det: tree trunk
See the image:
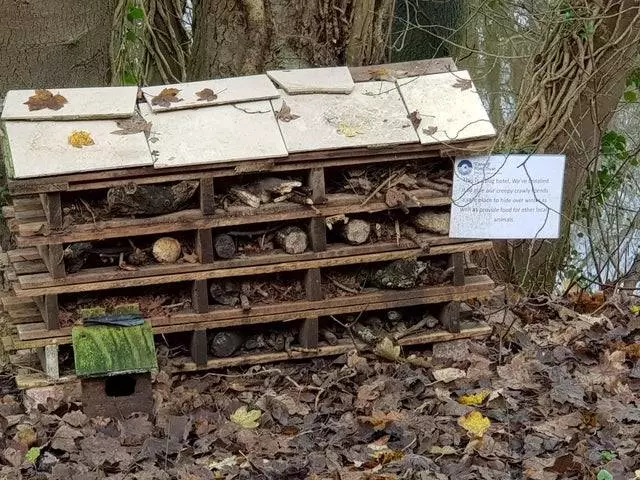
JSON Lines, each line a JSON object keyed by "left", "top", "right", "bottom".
{"left": 188, "top": 0, "right": 394, "bottom": 80}
{"left": 0, "top": 0, "right": 117, "bottom": 96}
{"left": 488, "top": 0, "right": 640, "bottom": 292}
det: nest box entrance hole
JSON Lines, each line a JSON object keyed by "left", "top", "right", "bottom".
{"left": 104, "top": 374, "right": 136, "bottom": 397}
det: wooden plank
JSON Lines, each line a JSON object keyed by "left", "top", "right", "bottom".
{"left": 16, "top": 238, "right": 491, "bottom": 292}
{"left": 7, "top": 248, "right": 41, "bottom": 263}
{"left": 173, "top": 323, "right": 491, "bottom": 372}
{"left": 190, "top": 330, "right": 208, "bottom": 366}
{"left": 39, "top": 193, "right": 63, "bottom": 229}
{"left": 349, "top": 58, "right": 457, "bottom": 82}
{"left": 451, "top": 252, "right": 465, "bottom": 286}
{"left": 191, "top": 280, "right": 209, "bottom": 314}
{"left": 13, "top": 261, "right": 48, "bottom": 275}
{"left": 34, "top": 295, "right": 60, "bottom": 330}
{"left": 15, "top": 373, "right": 78, "bottom": 390}
{"left": 14, "top": 276, "right": 495, "bottom": 345}
{"left": 300, "top": 268, "right": 322, "bottom": 349}
{"left": 308, "top": 218, "right": 327, "bottom": 252}
{"left": 2, "top": 206, "right": 15, "bottom": 219}
{"left": 7, "top": 138, "right": 493, "bottom": 195}
{"left": 199, "top": 177, "right": 215, "bottom": 215}
{"left": 196, "top": 229, "right": 214, "bottom": 264}
{"left": 36, "top": 244, "right": 65, "bottom": 278}
{"left": 17, "top": 190, "right": 451, "bottom": 245}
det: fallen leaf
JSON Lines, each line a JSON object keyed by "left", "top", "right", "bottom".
{"left": 422, "top": 126, "right": 438, "bottom": 136}
{"left": 358, "top": 411, "right": 402, "bottom": 431}
{"left": 452, "top": 78, "right": 473, "bottom": 91}
{"left": 429, "top": 445, "right": 457, "bottom": 456}
{"left": 407, "top": 110, "right": 422, "bottom": 128}
{"left": 433, "top": 367, "right": 467, "bottom": 383}
{"left": 337, "top": 122, "right": 361, "bottom": 137}
{"left": 151, "top": 87, "right": 183, "bottom": 107}
{"left": 374, "top": 336, "right": 401, "bottom": 361}
{"left": 597, "top": 470, "right": 613, "bottom": 480}
{"left": 24, "top": 89, "right": 68, "bottom": 111}
{"left": 51, "top": 424, "right": 82, "bottom": 452}
{"left": 458, "top": 390, "right": 491, "bottom": 406}
{"left": 68, "top": 130, "right": 95, "bottom": 148}
{"left": 196, "top": 88, "right": 218, "bottom": 102}
{"left": 458, "top": 410, "right": 491, "bottom": 438}
{"left": 276, "top": 101, "right": 300, "bottom": 122}
{"left": 230, "top": 406, "right": 261, "bottom": 429}
{"left": 111, "top": 115, "right": 152, "bottom": 136}
{"left": 208, "top": 455, "right": 238, "bottom": 471}
{"left": 24, "top": 447, "right": 40, "bottom": 465}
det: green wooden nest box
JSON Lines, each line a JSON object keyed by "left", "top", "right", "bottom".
{"left": 72, "top": 322, "right": 157, "bottom": 378}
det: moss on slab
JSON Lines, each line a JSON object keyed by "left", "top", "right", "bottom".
{"left": 72, "top": 321, "right": 157, "bottom": 378}
{"left": 78, "top": 307, "right": 107, "bottom": 319}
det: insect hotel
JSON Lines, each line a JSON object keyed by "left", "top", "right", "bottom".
{"left": 0, "top": 59, "right": 497, "bottom": 412}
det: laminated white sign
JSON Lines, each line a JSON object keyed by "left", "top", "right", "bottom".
{"left": 449, "top": 154, "right": 566, "bottom": 239}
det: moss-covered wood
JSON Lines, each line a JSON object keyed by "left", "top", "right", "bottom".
{"left": 72, "top": 321, "right": 157, "bottom": 378}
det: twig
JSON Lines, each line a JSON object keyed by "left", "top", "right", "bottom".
{"left": 392, "top": 317, "right": 428, "bottom": 340}
{"left": 326, "top": 275, "right": 360, "bottom": 294}
{"left": 360, "top": 172, "right": 399, "bottom": 206}
{"left": 79, "top": 198, "right": 96, "bottom": 223}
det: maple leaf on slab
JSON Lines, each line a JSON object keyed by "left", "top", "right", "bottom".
{"left": 196, "top": 88, "right": 217, "bottom": 102}
{"left": 407, "top": 110, "right": 422, "bottom": 128}
{"left": 68, "top": 130, "right": 95, "bottom": 148}
{"left": 151, "top": 87, "right": 183, "bottom": 107}
{"left": 452, "top": 78, "right": 473, "bottom": 91}
{"left": 276, "top": 100, "right": 300, "bottom": 122}
{"left": 111, "top": 115, "right": 152, "bottom": 136}
{"left": 24, "top": 89, "right": 68, "bottom": 111}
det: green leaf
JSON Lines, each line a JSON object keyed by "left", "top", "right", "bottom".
{"left": 127, "top": 6, "right": 145, "bottom": 22}
{"left": 600, "top": 451, "right": 617, "bottom": 462}
{"left": 597, "top": 470, "right": 614, "bottom": 480}
{"left": 624, "top": 89, "right": 638, "bottom": 103}
{"left": 25, "top": 447, "right": 41, "bottom": 464}
{"left": 123, "top": 71, "right": 138, "bottom": 86}
{"left": 125, "top": 30, "right": 137, "bottom": 42}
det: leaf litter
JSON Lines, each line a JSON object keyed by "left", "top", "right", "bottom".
{"left": 1, "top": 293, "right": 639, "bottom": 479}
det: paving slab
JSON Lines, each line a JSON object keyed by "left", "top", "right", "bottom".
{"left": 267, "top": 66, "right": 354, "bottom": 94}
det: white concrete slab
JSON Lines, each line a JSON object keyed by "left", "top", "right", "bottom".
{"left": 1, "top": 86, "right": 138, "bottom": 121}
{"left": 397, "top": 71, "right": 496, "bottom": 144}
{"left": 139, "top": 101, "right": 288, "bottom": 169}
{"left": 142, "top": 74, "right": 279, "bottom": 113}
{"left": 267, "top": 66, "right": 354, "bottom": 94}
{"left": 5, "top": 119, "right": 153, "bottom": 179}
{"left": 272, "top": 82, "right": 419, "bottom": 153}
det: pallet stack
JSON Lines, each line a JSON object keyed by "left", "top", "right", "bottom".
{"left": 0, "top": 59, "right": 497, "bottom": 389}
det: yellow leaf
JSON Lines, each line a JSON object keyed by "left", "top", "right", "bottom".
{"left": 230, "top": 406, "right": 261, "bottom": 429}
{"left": 337, "top": 123, "right": 361, "bottom": 137}
{"left": 69, "top": 130, "right": 95, "bottom": 148}
{"left": 374, "top": 336, "right": 401, "bottom": 361}
{"left": 458, "top": 410, "right": 491, "bottom": 438}
{"left": 458, "top": 391, "right": 491, "bottom": 406}
{"left": 359, "top": 410, "right": 402, "bottom": 431}
{"left": 631, "top": 305, "right": 640, "bottom": 315}
{"left": 429, "top": 445, "right": 457, "bottom": 456}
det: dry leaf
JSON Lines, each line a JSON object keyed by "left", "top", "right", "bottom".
{"left": 452, "top": 78, "right": 473, "bottom": 91}
{"left": 374, "top": 336, "right": 401, "bottom": 361}
{"left": 433, "top": 368, "right": 467, "bottom": 383}
{"left": 458, "top": 391, "right": 491, "bottom": 406}
{"left": 368, "top": 68, "right": 407, "bottom": 81}
{"left": 337, "top": 122, "right": 361, "bottom": 137}
{"left": 407, "top": 110, "right": 422, "bottom": 128}
{"left": 429, "top": 445, "right": 457, "bottom": 456}
{"left": 111, "top": 116, "right": 152, "bottom": 136}
{"left": 230, "top": 406, "right": 261, "bottom": 429}
{"left": 196, "top": 88, "right": 218, "bottom": 102}
{"left": 458, "top": 411, "right": 491, "bottom": 438}
{"left": 151, "top": 87, "right": 183, "bottom": 107}
{"left": 276, "top": 101, "right": 299, "bottom": 122}
{"left": 358, "top": 411, "right": 402, "bottom": 431}
{"left": 69, "top": 130, "right": 95, "bottom": 148}
{"left": 24, "top": 89, "right": 68, "bottom": 111}
{"left": 422, "top": 126, "right": 438, "bottom": 136}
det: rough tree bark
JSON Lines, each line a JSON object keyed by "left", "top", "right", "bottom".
{"left": 188, "top": 0, "right": 395, "bottom": 80}
{"left": 488, "top": 0, "right": 640, "bottom": 292}
{"left": 0, "top": 0, "right": 117, "bottom": 96}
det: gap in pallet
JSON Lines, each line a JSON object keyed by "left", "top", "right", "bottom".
{"left": 207, "top": 271, "right": 306, "bottom": 309}
{"left": 322, "top": 255, "right": 453, "bottom": 299}
{"left": 58, "top": 282, "right": 193, "bottom": 328}
{"left": 213, "top": 171, "right": 308, "bottom": 210}
{"left": 64, "top": 230, "right": 197, "bottom": 273}
{"left": 60, "top": 179, "right": 201, "bottom": 225}
{"left": 324, "top": 158, "right": 452, "bottom": 196}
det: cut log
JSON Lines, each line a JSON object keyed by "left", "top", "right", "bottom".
{"left": 320, "top": 329, "right": 338, "bottom": 345}
{"left": 372, "top": 259, "right": 426, "bottom": 289}
{"left": 209, "top": 283, "right": 239, "bottom": 306}
{"left": 338, "top": 219, "right": 371, "bottom": 245}
{"left": 152, "top": 237, "right": 182, "bottom": 263}
{"left": 413, "top": 211, "right": 450, "bottom": 235}
{"left": 416, "top": 177, "right": 450, "bottom": 193}
{"left": 210, "top": 331, "right": 244, "bottom": 358}
{"left": 275, "top": 226, "right": 308, "bottom": 254}
{"left": 213, "top": 234, "right": 236, "bottom": 259}
{"left": 107, "top": 180, "right": 199, "bottom": 216}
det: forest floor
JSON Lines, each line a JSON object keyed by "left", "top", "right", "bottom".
{"left": 0, "top": 290, "right": 639, "bottom": 480}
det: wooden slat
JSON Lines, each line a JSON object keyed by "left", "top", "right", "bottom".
{"left": 196, "top": 229, "right": 214, "bottom": 264}
{"left": 16, "top": 190, "right": 450, "bottom": 245}
{"left": 191, "top": 280, "right": 209, "bottom": 314}
{"left": 191, "top": 330, "right": 208, "bottom": 366}
{"left": 14, "top": 275, "right": 494, "bottom": 345}
{"left": 39, "top": 192, "right": 63, "bottom": 229}
{"left": 15, "top": 240, "right": 493, "bottom": 296}
{"left": 199, "top": 177, "right": 215, "bottom": 215}
{"left": 7, "top": 138, "right": 493, "bottom": 196}
{"left": 7, "top": 248, "right": 41, "bottom": 263}
{"left": 174, "top": 322, "right": 491, "bottom": 372}
{"left": 349, "top": 58, "right": 457, "bottom": 82}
